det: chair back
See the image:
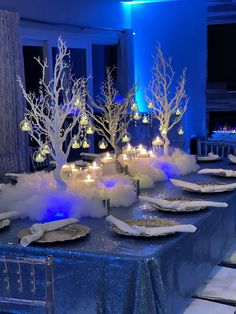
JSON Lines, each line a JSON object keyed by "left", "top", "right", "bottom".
{"left": 197, "top": 140, "right": 236, "bottom": 157}
{"left": 0, "top": 255, "right": 54, "bottom": 314}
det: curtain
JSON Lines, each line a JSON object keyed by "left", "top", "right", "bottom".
{"left": 0, "top": 10, "right": 28, "bottom": 176}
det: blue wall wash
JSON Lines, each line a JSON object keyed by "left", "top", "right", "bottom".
{"left": 122, "top": 0, "right": 207, "bottom": 150}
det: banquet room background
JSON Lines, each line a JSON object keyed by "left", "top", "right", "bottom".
{"left": 0, "top": 0, "right": 206, "bottom": 176}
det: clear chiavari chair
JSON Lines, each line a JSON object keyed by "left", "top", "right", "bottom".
{"left": 0, "top": 255, "right": 54, "bottom": 314}
{"left": 197, "top": 140, "right": 236, "bottom": 158}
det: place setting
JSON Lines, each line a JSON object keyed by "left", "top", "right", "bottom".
{"left": 139, "top": 195, "right": 228, "bottom": 213}
{"left": 196, "top": 152, "right": 222, "bottom": 162}
{"left": 198, "top": 168, "right": 236, "bottom": 178}
{"left": 170, "top": 178, "right": 236, "bottom": 193}
{"left": 105, "top": 215, "right": 197, "bottom": 237}
{"left": 18, "top": 218, "right": 91, "bottom": 247}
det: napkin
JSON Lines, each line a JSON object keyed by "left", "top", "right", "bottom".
{"left": 183, "top": 299, "right": 234, "bottom": 314}
{"left": 197, "top": 153, "right": 220, "bottom": 161}
{"left": 198, "top": 168, "right": 236, "bottom": 177}
{"left": 20, "top": 218, "right": 78, "bottom": 247}
{"left": 228, "top": 154, "right": 236, "bottom": 164}
{"left": 106, "top": 215, "right": 196, "bottom": 236}
{"left": 0, "top": 211, "right": 19, "bottom": 220}
{"left": 171, "top": 179, "right": 236, "bottom": 193}
{"left": 139, "top": 196, "right": 228, "bottom": 210}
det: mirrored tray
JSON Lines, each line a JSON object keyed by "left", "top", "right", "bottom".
{"left": 0, "top": 219, "right": 10, "bottom": 230}
{"left": 111, "top": 218, "right": 179, "bottom": 237}
{"left": 18, "top": 223, "right": 90, "bottom": 243}
{"left": 152, "top": 197, "right": 206, "bottom": 212}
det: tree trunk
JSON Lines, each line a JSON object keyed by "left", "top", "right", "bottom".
{"left": 53, "top": 150, "right": 67, "bottom": 191}
{"left": 114, "top": 146, "right": 129, "bottom": 175}
{"left": 163, "top": 135, "right": 170, "bottom": 158}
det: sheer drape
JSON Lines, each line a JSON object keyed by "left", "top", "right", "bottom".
{"left": 0, "top": 10, "right": 28, "bottom": 176}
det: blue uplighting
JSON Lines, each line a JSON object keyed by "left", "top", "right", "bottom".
{"left": 121, "top": 0, "right": 176, "bottom": 5}
{"left": 104, "top": 179, "right": 117, "bottom": 189}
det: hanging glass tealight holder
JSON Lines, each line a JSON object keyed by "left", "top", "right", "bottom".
{"left": 41, "top": 143, "right": 50, "bottom": 154}
{"left": 122, "top": 132, "right": 131, "bottom": 143}
{"left": 82, "top": 138, "right": 91, "bottom": 149}
{"left": 131, "top": 102, "right": 138, "bottom": 111}
{"left": 133, "top": 111, "right": 142, "bottom": 120}
{"left": 161, "top": 128, "right": 167, "bottom": 135}
{"left": 86, "top": 125, "right": 94, "bottom": 135}
{"left": 176, "top": 109, "right": 181, "bottom": 116}
{"left": 98, "top": 138, "right": 108, "bottom": 150}
{"left": 80, "top": 114, "right": 89, "bottom": 126}
{"left": 72, "top": 138, "right": 82, "bottom": 149}
{"left": 142, "top": 115, "right": 149, "bottom": 124}
{"left": 33, "top": 149, "right": 46, "bottom": 163}
{"left": 20, "top": 119, "right": 31, "bottom": 132}
{"left": 147, "top": 102, "right": 154, "bottom": 109}
{"left": 74, "top": 97, "right": 82, "bottom": 107}
{"left": 178, "top": 126, "right": 184, "bottom": 135}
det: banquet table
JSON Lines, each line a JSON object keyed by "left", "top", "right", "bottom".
{"left": 0, "top": 160, "right": 236, "bottom": 314}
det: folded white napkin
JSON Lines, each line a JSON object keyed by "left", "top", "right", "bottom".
{"left": 0, "top": 211, "right": 18, "bottom": 220}
{"left": 106, "top": 215, "right": 196, "bottom": 236}
{"left": 171, "top": 179, "right": 236, "bottom": 193}
{"left": 139, "top": 196, "right": 228, "bottom": 210}
{"left": 198, "top": 168, "right": 236, "bottom": 177}
{"left": 195, "top": 266, "right": 236, "bottom": 304}
{"left": 197, "top": 153, "right": 220, "bottom": 161}
{"left": 183, "top": 299, "right": 234, "bottom": 314}
{"left": 228, "top": 154, "right": 236, "bottom": 164}
{"left": 20, "top": 218, "right": 78, "bottom": 247}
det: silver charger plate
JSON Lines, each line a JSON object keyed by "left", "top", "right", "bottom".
{"left": 18, "top": 223, "right": 90, "bottom": 243}
{"left": 152, "top": 197, "right": 206, "bottom": 212}
{"left": 183, "top": 182, "right": 235, "bottom": 193}
{"left": 0, "top": 219, "right": 10, "bottom": 230}
{"left": 111, "top": 218, "right": 179, "bottom": 237}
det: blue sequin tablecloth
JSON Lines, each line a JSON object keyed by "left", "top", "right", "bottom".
{"left": 0, "top": 161, "right": 236, "bottom": 314}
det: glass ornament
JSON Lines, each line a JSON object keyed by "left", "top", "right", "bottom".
{"left": 72, "top": 138, "right": 82, "bottom": 149}
{"left": 133, "top": 111, "right": 142, "bottom": 120}
{"left": 86, "top": 126, "right": 94, "bottom": 135}
{"left": 82, "top": 138, "right": 91, "bottom": 149}
{"left": 33, "top": 150, "right": 46, "bottom": 163}
{"left": 98, "top": 138, "right": 108, "bottom": 150}
{"left": 122, "top": 133, "right": 131, "bottom": 143}
{"left": 147, "top": 102, "right": 154, "bottom": 109}
{"left": 20, "top": 119, "right": 31, "bottom": 132}
{"left": 175, "top": 109, "right": 181, "bottom": 116}
{"left": 178, "top": 126, "right": 184, "bottom": 135}
{"left": 74, "top": 98, "right": 82, "bottom": 107}
{"left": 142, "top": 115, "right": 149, "bottom": 124}
{"left": 161, "top": 128, "right": 167, "bottom": 135}
{"left": 41, "top": 143, "right": 50, "bottom": 154}
{"left": 80, "top": 114, "right": 89, "bottom": 126}
{"left": 131, "top": 103, "right": 138, "bottom": 111}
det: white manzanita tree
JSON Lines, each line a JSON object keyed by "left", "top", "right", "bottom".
{"left": 88, "top": 67, "right": 136, "bottom": 171}
{"left": 17, "top": 37, "right": 88, "bottom": 190}
{"left": 146, "top": 45, "right": 189, "bottom": 157}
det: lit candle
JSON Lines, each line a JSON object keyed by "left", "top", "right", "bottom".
{"left": 161, "top": 128, "right": 167, "bottom": 135}
{"left": 89, "top": 161, "right": 100, "bottom": 170}
{"left": 133, "top": 112, "right": 141, "bottom": 120}
{"left": 20, "top": 120, "right": 31, "bottom": 132}
{"left": 123, "top": 143, "right": 135, "bottom": 155}
{"left": 149, "top": 150, "right": 155, "bottom": 157}
{"left": 176, "top": 109, "right": 181, "bottom": 116}
{"left": 138, "top": 148, "right": 150, "bottom": 158}
{"left": 131, "top": 103, "right": 137, "bottom": 111}
{"left": 142, "top": 115, "right": 149, "bottom": 124}
{"left": 152, "top": 136, "right": 164, "bottom": 146}
{"left": 72, "top": 138, "right": 81, "bottom": 149}
{"left": 34, "top": 151, "right": 46, "bottom": 163}
{"left": 122, "top": 134, "right": 130, "bottom": 143}
{"left": 82, "top": 139, "right": 90, "bottom": 149}
{"left": 86, "top": 126, "right": 94, "bottom": 134}
{"left": 41, "top": 143, "right": 50, "bottom": 154}
{"left": 80, "top": 115, "right": 89, "bottom": 126}
{"left": 74, "top": 98, "right": 81, "bottom": 107}
{"left": 83, "top": 174, "right": 95, "bottom": 184}
{"left": 147, "top": 102, "right": 154, "bottom": 109}
{"left": 101, "top": 152, "right": 114, "bottom": 164}
{"left": 98, "top": 139, "right": 108, "bottom": 150}
{"left": 178, "top": 127, "right": 184, "bottom": 135}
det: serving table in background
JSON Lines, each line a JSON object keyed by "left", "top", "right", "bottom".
{"left": 0, "top": 161, "right": 235, "bottom": 314}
